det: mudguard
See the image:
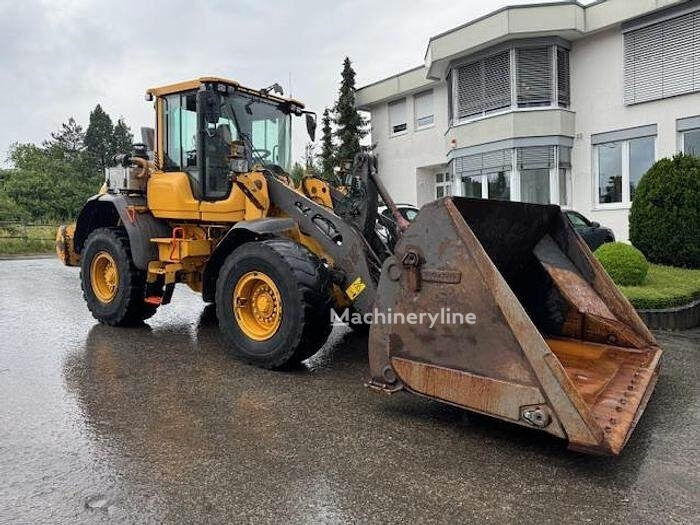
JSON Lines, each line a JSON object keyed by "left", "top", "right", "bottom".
{"left": 74, "top": 193, "right": 171, "bottom": 270}
{"left": 201, "top": 217, "right": 297, "bottom": 303}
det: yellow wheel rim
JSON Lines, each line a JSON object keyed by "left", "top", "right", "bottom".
{"left": 90, "top": 251, "right": 119, "bottom": 303}
{"left": 233, "top": 271, "right": 282, "bottom": 341}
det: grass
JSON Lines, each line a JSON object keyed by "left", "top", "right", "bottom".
{"left": 0, "top": 224, "right": 57, "bottom": 255}
{"left": 619, "top": 264, "right": 700, "bottom": 310}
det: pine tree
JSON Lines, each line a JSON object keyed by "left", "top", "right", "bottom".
{"left": 318, "top": 108, "right": 335, "bottom": 178}
{"left": 112, "top": 118, "right": 134, "bottom": 156}
{"left": 85, "top": 104, "right": 114, "bottom": 172}
{"left": 333, "top": 57, "right": 368, "bottom": 165}
{"left": 45, "top": 118, "right": 85, "bottom": 154}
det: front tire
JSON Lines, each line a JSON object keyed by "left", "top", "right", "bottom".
{"left": 215, "top": 239, "right": 332, "bottom": 369}
{"left": 80, "top": 227, "right": 157, "bottom": 326}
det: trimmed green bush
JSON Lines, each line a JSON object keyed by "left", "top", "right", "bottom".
{"left": 619, "top": 264, "right": 700, "bottom": 310}
{"left": 629, "top": 153, "right": 700, "bottom": 268}
{"left": 594, "top": 242, "right": 649, "bottom": 286}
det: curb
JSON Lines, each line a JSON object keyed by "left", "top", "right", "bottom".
{"left": 637, "top": 298, "right": 700, "bottom": 330}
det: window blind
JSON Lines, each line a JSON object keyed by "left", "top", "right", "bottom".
{"left": 388, "top": 99, "right": 407, "bottom": 133}
{"left": 457, "top": 62, "right": 482, "bottom": 119}
{"left": 557, "top": 47, "right": 570, "bottom": 107}
{"left": 517, "top": 47, "right": 552, "bottom": 107}
{"left": 454, "top": 149, "right": 512, "bottom": 176}
{"left": 414, "top": 90, "right": 434, "bottom": 127}
{"left": 456, "top": 51, "right": 510, "bottom": 119}
{"left": 484, "top": 51, "right": 511, "bottom": 113}
{"left": 624, "top": 10, "right": 700, "bottom": 104}
{"left": 517, "top": 146, "right": 554, "bottom": 169}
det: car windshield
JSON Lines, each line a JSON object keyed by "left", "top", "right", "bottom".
{"left": 220, "top": 91, "right": 293, "bottom": 172}
{"left": 566, "top": 212, "right": 588, "bottom": 227}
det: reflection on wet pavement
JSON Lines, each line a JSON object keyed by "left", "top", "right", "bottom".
{"left": 0, "top": 258, "right": 698, "bottom": 523}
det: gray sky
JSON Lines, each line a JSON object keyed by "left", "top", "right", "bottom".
{"left": 0, "top": 0, "right": 586, "bottom": 165}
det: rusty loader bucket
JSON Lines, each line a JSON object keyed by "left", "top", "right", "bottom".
{"left": 368, "top": 197, "right": 661, "bottom": 455}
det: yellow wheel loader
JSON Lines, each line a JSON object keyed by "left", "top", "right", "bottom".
{"left": 57, "top": 77, "right": 661, "bottom": 455}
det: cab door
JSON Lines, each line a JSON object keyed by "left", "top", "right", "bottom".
{"left": 148, "top": 91, "right": 200, "bottom": 220}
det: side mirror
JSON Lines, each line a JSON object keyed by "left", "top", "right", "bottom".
{"left": 590, "top": 221, "right": 600, "bottom": 228}
{"left": 305, "top": 112, "right": 317, "bottom": 142}
{"left": 198, "top": 90, "right": 221, "bottom": 125}
{"left": 140, "top": 127, "right": 155, "bottom": 153}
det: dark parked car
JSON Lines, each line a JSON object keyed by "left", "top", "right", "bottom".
{"left": 376, "top": 204, "right": 420, "bottom": 249}
{"left": 565, "top": 210, "right": 615, "bottom": 251}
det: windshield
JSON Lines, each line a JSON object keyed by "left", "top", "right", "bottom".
{"left": 219, "top": 91, "right": 292, "bottom": 171}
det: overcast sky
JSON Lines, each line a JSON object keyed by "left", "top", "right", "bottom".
{"left": 0, "top": 0, "right": 590, "bottom": 165}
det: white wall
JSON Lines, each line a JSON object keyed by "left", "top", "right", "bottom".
{"left": 365, "top": 21, "right": 700, "bottom": 240}
{"left": 369, "top": 83, "right": 449, "bottom": 206}
{"left": 570, "top": 26, "right": 700, "bottom": 241}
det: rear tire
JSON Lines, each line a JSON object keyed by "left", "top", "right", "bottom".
{"left": 215, "top": 238, "right": 332, "bottom": 369}
{"left": 80, "top": 227, "right": 157, "bottom": 326}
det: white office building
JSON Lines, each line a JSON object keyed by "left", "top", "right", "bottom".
{"left": 356, "top": 0, "right": 700, "bottom": 240}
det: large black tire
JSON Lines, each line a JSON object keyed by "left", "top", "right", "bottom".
{"left": 80, "top": 227, "right": 157, "bottom": 326}
{"left": 215, "top": 238, "right": 333, "bottom": 369}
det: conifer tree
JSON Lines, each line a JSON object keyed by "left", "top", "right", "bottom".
{"left": 318, "top": 108, "right": 335, "bottom": 178}
{"left": 333, "top": 57, "right": 368, "bottom": 164}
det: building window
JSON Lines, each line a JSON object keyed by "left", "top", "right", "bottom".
{"left": 414, "top": 90, "right": 434, "bottom": 129}
{"left": 456, "top": 148, "right": 512, "bottom": 200}
{"left": 594, "top": 136, "right": 655, "bottom": 206}
{"left": 557, "top": 47, "right": 570, "bottom": 107}
{"left": 558, "top": 168, "right": 569, "bottom": 207}
{"left": 629, "top": 136, "right": 655, "bottom": 199}
{"left": 486, "top": 172, "right": 511, "bottom": 201}
{"left": 455, "top": 145, "right": 570, "bottom": 205}
{"left": 456, "top": 51, "right": 511, "bottom": 120}
{"left": 682, "top": 128, "right": 700, "bottom": 157}
{"left": 516, "top": 47, "right": 552, "bottom": 108}
{"left": 452, "top": 44, "right": 569, "bottom": 124}
{"left": 517, "top": 146, "right": 555, "bottom": 204}
{"left": 435, "top": 173, "right": 452, "bottom": 198}
{"left": 597, "top": 142, "right": 623, "bottom": 204}
{"left": 388, "top": 99, "right": 407, "bottom": 135}
{"left": 624, "top": 10, "right": 700, "bottom": 105}
{"left": 462, "top": 175, "right": 484, "bottom": 198}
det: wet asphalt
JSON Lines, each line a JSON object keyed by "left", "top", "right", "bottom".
{"left": 0, "top": 257, "right": 698, "bottom": 524}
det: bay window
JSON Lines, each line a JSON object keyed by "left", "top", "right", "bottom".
{"left": 451, "top": 43, "right": 569, "bottom": 124}
{"left": 517, "top": 146, "right": 554, "bottom": 204}
{"left": 454, "top": 145, "right": 570, "bottom": 205}
{"left": 517, "top": 47, "right": 552, "bottom": 108}
{"left": 593, "top": 127, "right": 656, "bottom": 207}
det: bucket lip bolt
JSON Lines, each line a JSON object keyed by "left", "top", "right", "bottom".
{"left": 521, "top": 405, "right": 552, "bottom": 428}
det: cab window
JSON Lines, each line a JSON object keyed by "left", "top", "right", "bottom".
{"left": 204, "top": 103, "right": 238, "bottom": 199}
{"left": 163, "top": 92, "right": 198, "bottom": 171}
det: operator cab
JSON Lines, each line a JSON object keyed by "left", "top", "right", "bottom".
{"left": 145, "top": 77, "right": 316, "bottom": 202}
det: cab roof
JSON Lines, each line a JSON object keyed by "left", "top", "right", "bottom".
{"left": 146, "top": 76, "right": 304, "bottom": 108}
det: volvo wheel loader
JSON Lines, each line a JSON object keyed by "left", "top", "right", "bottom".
{"left": 57, "top": 77, "right": 662, "bottom": 455}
